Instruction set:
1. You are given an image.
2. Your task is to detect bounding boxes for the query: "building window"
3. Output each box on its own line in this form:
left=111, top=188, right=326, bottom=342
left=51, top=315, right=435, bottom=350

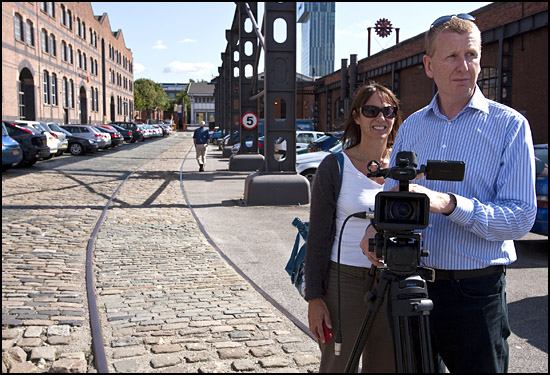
left=83, top=53, right=87, bottom=71
left=61, top=41, right=67, bottom=61
left=51, top=73, right=58, bottom=106
left=18, top=80, right=25, bottom=119
left=41, top=29, right=49, bottom=53
left=43, top=70, right=50, bottom=104
left=67, top=10, right=72, bottom=30
left=25, top=20, right=35, bottom=46
left=77, top=18, right=81, bottom=38
left=91, top=87, right=95, bottom=111
left=69, top=79, right=74, bottom=108
left=62, top=77, right=67, bottom=107
left=477, top=67, right=498, bottom=101
left=49, top=33, right=56, bottom=56
left=68, top=44, right=73, bottom=64
left=14, top=13, right=24, bottom=42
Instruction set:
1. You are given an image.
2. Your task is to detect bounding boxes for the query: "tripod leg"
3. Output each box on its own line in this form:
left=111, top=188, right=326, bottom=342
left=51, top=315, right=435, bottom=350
left=344, top=275, right=390, bottom=373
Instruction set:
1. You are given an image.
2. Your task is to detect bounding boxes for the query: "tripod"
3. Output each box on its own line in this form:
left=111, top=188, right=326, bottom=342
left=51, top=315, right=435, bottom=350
left=344, top=267, right=435, bottom=373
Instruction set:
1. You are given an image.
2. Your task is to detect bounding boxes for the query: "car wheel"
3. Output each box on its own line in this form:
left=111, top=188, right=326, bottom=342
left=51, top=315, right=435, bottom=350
left=301, top=168, right=317, bottom=184
left=55, top=150, right=64, bottom=157
left=70, top=143, right=84, bottom=156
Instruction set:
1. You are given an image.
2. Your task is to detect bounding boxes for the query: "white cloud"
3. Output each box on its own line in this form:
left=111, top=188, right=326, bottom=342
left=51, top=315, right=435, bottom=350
left=179, top=38, right=196, bottom=44
left=152, top=40, right=167, bottom=50
left=163, top=61, right=216, bottom=79
left=133, top=62, right=145, bottom=74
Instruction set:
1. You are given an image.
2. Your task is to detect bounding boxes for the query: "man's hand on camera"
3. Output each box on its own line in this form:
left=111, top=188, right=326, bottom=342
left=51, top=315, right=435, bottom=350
left=360, top=224, right=384, bottom=267
left=404, top=184, right=457, bottom=215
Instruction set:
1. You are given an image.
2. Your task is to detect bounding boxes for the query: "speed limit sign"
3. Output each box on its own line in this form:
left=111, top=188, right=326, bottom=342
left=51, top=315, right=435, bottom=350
left=241, top=112, right=258, bottom=130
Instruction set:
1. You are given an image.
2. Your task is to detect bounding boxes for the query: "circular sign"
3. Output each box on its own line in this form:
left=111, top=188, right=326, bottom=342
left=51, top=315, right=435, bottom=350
left=241, top=112, right=258, bottom=130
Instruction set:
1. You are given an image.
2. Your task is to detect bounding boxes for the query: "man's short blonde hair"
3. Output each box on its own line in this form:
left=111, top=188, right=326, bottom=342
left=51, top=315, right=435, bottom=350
left=425, top=17, right=481, bottom=57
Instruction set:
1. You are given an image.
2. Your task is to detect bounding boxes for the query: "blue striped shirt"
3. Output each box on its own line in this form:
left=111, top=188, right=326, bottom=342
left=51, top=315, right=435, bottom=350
left=385, top=86, right=537, bottom=270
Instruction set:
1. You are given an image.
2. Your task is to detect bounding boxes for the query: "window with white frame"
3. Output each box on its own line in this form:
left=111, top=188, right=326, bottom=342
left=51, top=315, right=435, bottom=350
left=43, top=70, right=50, bottom=104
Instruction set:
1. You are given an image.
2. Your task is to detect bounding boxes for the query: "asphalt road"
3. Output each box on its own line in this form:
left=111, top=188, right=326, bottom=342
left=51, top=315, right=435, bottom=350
left=182, top=134, right=548, bottom=373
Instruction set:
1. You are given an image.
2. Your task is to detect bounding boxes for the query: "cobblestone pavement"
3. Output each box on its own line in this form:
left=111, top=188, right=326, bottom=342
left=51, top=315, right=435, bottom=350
left=2, top=133, right=320, bottom=373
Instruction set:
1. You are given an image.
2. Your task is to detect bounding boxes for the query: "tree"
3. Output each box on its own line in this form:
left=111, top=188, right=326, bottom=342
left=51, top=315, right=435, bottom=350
left=134, top=78, right=168, bottom=118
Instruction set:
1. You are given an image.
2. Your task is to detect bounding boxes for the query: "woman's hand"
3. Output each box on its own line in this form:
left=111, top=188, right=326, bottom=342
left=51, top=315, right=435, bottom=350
left=360, top=224, right=384, bottom=266
left=308, top=298, right=331, bottom=344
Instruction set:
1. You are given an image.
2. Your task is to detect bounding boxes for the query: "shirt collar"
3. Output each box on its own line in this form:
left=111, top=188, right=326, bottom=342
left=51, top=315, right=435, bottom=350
left=427, top=85, right=490, bottom=120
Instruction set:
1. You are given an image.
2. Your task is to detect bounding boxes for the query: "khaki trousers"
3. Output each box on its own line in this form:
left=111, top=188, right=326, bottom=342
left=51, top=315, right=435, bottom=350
left=318, top=262, right=396, bottom=373
left=195, top=143, right=207, bottom=166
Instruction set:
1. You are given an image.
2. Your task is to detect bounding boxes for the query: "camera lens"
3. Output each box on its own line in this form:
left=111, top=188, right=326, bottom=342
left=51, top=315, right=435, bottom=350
left=390, top=200, right=415, bottom=220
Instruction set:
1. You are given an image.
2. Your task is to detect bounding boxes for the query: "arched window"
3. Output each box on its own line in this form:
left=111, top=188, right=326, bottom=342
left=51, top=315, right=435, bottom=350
left=25, top=20, right=34, bottom=46
left=41, top=29, right=49, bottom=53
left=49, top=33, right=56, bottom=56
left=14, top=13, right=24, bottom=42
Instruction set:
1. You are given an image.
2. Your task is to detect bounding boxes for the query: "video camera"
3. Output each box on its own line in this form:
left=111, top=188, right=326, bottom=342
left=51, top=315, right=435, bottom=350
left=366, top=151, right=465, bottom=275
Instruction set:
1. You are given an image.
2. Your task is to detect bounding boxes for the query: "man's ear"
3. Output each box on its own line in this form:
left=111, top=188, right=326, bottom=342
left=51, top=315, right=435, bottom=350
left=423, top=55, right=434, bottom=79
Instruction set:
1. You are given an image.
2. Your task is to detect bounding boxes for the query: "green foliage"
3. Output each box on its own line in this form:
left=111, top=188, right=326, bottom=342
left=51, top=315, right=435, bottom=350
left=134, top=78, right=168, bottom=111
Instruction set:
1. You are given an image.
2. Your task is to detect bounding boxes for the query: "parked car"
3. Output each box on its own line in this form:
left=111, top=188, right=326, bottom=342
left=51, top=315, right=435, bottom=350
left=531, top=144, right=548, bottom=236
left=60, top=124, right=111, bottom=149
left=296, top=142, right=343, bottom=183
left=109, top=124, right=134, bottom=143
left=66, top=133, right=99, bottom=156
left=271, top=131, right=326, bottom=159
left=139, top=124, right=153, bottom=139
left=210, top=129, right=225, bottom=145
left=93, top=126, right=124, bottom=147
left=110, top=121, right=144, bottom=143
left=43, top=122, right=69, bottom=156
left=14, top=120, right=58, bottom=159
left=159, top=124, right=172, bottom=136
left=2, top=122, right=23, bottom=171
left=3, top=121, right=50, bottom=167
left=307, top=131, right=344, bottom=153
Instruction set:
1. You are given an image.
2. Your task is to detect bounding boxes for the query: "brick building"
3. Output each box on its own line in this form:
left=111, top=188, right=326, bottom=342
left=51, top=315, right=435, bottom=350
left=2, top=2, right=134, bottom=125
left=309, top=2, right=548, bottom=144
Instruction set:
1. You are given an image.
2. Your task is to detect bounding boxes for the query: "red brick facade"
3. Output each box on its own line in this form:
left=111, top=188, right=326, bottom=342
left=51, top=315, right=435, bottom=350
left=2, top=2, right=134, bottom=125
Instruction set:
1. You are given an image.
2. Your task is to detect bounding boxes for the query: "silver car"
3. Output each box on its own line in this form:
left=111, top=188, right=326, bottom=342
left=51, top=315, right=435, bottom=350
left=60, top=124, right=111, bottom=149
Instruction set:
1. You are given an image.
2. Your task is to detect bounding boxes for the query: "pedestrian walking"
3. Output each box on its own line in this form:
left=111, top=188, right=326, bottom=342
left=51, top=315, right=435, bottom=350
left=193, top=121, right=209, bottom=172
left=360, top=13, right=537, bottom=373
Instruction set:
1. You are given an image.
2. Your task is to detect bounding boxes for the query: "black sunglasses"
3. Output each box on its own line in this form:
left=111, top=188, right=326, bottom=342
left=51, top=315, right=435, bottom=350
left=430, top=13, right=476, bottom=28
left=359, top=105, right=398, bottom=119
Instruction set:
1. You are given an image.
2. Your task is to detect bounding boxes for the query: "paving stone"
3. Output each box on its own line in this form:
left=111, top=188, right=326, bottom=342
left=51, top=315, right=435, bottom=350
left=217, top=348, right=248, bottom=360
left=150, top=355, right=181, bottom=369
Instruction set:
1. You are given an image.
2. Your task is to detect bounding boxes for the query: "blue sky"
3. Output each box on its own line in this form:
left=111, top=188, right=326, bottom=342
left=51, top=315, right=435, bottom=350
left=91, top=2, right=491, bottom=83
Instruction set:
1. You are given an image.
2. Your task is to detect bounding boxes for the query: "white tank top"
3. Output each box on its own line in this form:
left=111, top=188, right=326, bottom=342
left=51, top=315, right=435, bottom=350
left=330, top=153, right=383, bottom=267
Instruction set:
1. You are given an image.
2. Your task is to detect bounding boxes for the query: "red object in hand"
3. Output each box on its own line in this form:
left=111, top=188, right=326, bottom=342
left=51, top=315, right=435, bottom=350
left=323, top=322, right=332, bottom=342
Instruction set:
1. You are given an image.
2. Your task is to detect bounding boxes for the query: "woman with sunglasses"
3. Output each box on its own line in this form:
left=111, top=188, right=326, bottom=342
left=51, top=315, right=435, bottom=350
left=305, top=82, right=402, bottom=372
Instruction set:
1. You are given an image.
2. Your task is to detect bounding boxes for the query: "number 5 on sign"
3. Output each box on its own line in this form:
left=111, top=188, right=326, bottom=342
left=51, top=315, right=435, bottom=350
left=241, top=112, right=258, bottom=130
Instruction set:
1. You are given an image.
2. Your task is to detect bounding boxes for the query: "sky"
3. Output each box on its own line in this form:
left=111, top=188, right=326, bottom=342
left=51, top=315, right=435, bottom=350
left=90, top=2, right=491, bottom=84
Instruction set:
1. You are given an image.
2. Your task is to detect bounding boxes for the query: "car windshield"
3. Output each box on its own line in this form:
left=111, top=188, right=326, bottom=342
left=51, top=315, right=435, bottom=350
left=47, top=123, right=64, bottom=132
left=2, top=123, right=8, bottom=136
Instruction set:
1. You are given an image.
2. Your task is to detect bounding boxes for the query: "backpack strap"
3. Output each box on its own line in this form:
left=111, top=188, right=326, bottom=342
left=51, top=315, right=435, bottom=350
left=335, top=152, right=345, bottom=200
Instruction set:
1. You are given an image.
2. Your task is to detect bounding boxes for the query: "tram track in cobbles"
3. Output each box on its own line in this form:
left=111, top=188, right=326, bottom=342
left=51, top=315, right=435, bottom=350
left=2, top=132, right=320, bottom=373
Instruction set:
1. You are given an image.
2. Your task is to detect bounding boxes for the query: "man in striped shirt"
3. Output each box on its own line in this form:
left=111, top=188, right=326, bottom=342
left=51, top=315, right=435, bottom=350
left=361, top=14, right=536, bottom=373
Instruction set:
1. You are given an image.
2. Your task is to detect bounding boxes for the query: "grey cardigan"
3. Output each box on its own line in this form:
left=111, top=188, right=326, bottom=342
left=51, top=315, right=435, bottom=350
left=304, top=153, right=342, bottom=301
